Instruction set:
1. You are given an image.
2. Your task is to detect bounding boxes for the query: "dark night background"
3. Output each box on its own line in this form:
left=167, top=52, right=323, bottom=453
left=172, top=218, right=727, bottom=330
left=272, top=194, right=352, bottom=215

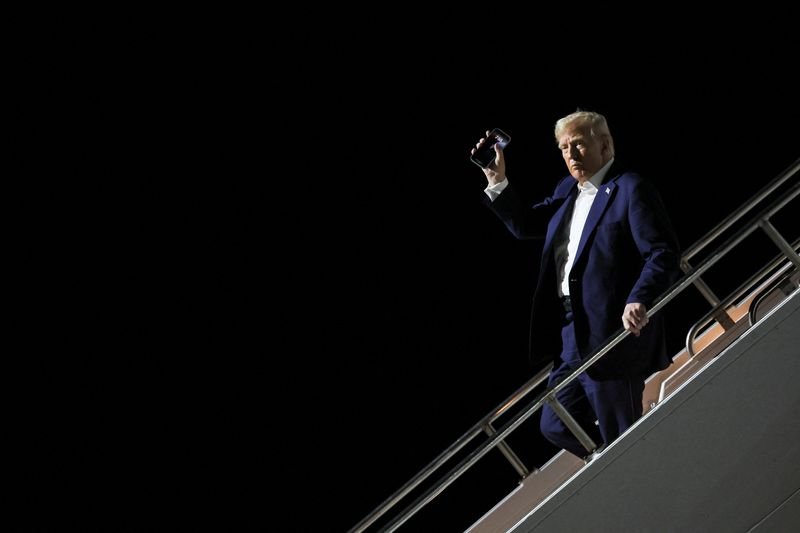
left=13, top=12, right=799, bottom=533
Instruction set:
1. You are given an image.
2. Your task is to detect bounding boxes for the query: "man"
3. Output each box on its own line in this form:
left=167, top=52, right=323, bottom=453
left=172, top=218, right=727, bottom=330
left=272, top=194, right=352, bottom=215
left=471, top=110, right=681, bottom=459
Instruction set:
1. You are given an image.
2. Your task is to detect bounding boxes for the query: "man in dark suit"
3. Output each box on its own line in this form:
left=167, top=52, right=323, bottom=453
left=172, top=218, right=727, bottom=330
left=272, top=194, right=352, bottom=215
left=471, top=111, right=681, bottom=459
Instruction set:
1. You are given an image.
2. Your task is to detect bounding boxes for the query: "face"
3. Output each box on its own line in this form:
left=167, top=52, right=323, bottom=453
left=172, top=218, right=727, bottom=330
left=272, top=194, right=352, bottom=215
left=557, top=123, right=610, bottom=183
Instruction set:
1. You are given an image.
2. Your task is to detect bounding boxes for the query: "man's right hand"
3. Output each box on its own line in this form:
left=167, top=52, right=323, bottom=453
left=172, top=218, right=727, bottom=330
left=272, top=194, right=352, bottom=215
left=472, top=131, right=507, bottom=185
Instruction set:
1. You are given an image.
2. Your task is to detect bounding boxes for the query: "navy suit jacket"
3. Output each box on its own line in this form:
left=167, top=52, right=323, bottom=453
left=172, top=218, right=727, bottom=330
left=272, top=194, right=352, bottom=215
left=486, top=161, right=681, bottom=379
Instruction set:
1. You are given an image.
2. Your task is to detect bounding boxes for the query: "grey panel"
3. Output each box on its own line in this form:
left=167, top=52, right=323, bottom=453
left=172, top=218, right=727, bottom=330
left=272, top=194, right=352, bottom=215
left=508, top=291, right=800, bottom=533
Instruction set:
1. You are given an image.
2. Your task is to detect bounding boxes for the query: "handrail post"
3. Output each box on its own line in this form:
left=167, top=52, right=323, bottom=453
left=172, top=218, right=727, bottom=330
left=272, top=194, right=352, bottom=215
left=544, top=396, right=597, bottom=455
left=482, top=423, right=531, bottom=479
left=680, top=258, right=736, bottom=330
left=759, top=219, right=800, bottom=270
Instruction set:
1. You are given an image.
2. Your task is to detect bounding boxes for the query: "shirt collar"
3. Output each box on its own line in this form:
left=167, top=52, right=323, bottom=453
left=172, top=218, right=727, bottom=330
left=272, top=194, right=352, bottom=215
left=578, top=157, right=614, bottom=192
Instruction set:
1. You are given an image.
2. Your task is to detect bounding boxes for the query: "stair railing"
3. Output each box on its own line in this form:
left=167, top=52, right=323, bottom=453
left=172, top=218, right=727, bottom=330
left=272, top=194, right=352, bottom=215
left=349, top=157, right=800, bottom=533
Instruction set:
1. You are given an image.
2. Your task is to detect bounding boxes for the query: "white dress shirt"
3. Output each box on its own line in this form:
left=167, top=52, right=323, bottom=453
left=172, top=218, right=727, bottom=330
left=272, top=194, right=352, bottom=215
left=558, top=158, right=614, bottom=296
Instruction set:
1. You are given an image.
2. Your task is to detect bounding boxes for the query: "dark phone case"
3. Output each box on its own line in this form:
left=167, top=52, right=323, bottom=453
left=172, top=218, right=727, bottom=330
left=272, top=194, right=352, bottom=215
left=470, top=128, right=511, bottom=168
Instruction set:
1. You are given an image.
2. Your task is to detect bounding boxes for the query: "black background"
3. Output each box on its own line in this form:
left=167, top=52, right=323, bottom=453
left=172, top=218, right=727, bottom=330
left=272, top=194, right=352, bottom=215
left=14, top=12, right=799, bottom=533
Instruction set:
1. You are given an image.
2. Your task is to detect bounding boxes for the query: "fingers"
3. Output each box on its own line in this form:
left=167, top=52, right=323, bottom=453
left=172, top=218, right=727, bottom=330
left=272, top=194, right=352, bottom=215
left=622, top=303, right=649, bottom=337
left=473, top=131, right=496, bottom=152
left=474, top=134, right=488, bottom=152
left=623, top=318, right=642, bottom=337
left=470, top=132, right=506, bottom=177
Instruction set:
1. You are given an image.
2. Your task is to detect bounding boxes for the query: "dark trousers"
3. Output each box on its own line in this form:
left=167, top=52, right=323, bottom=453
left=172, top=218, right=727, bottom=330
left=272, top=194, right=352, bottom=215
left=539, top=306, right=645, bottom=458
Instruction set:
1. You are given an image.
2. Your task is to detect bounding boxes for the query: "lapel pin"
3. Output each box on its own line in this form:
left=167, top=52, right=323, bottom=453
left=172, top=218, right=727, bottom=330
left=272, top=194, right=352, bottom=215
left=605, top=187, right=611, bottom=195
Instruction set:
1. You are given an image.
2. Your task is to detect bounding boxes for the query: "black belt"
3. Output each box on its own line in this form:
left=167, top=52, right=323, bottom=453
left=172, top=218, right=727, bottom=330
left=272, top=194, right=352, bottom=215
left=561, top=296, right=572, bottom=313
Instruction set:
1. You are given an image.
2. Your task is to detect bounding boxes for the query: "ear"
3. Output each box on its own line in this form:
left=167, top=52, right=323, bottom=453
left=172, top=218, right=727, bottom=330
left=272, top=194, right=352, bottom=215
left=601, top=137, right=613, bottom=157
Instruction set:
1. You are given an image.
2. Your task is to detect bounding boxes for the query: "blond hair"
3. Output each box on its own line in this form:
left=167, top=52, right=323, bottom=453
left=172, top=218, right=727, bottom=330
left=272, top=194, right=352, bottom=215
left=554, top=110, right=615, bottom=156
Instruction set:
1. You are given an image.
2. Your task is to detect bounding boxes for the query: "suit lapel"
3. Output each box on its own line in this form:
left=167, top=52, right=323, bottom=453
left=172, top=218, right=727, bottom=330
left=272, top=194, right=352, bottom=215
left=543, top=187, right=578, bottom=255
left=574, top=180, right=616, bottom=264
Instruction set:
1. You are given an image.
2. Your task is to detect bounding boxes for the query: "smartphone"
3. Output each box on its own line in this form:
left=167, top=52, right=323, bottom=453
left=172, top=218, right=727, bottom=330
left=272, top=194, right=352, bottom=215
left=470, top=128, right=511, bottom=168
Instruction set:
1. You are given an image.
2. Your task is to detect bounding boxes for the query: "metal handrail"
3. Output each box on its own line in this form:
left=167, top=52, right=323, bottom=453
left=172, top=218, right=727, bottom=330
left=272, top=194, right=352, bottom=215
left=682, top=158, right=800, bottom=262
left=678, top=157, right=800, bottom=314
left=685, top=239, right=800, bottom=356
left=748, top=271, right=800, bottom=326
left=349, top=157, right=800, bottom=533
left=347, top=363, right=553, bottom=533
